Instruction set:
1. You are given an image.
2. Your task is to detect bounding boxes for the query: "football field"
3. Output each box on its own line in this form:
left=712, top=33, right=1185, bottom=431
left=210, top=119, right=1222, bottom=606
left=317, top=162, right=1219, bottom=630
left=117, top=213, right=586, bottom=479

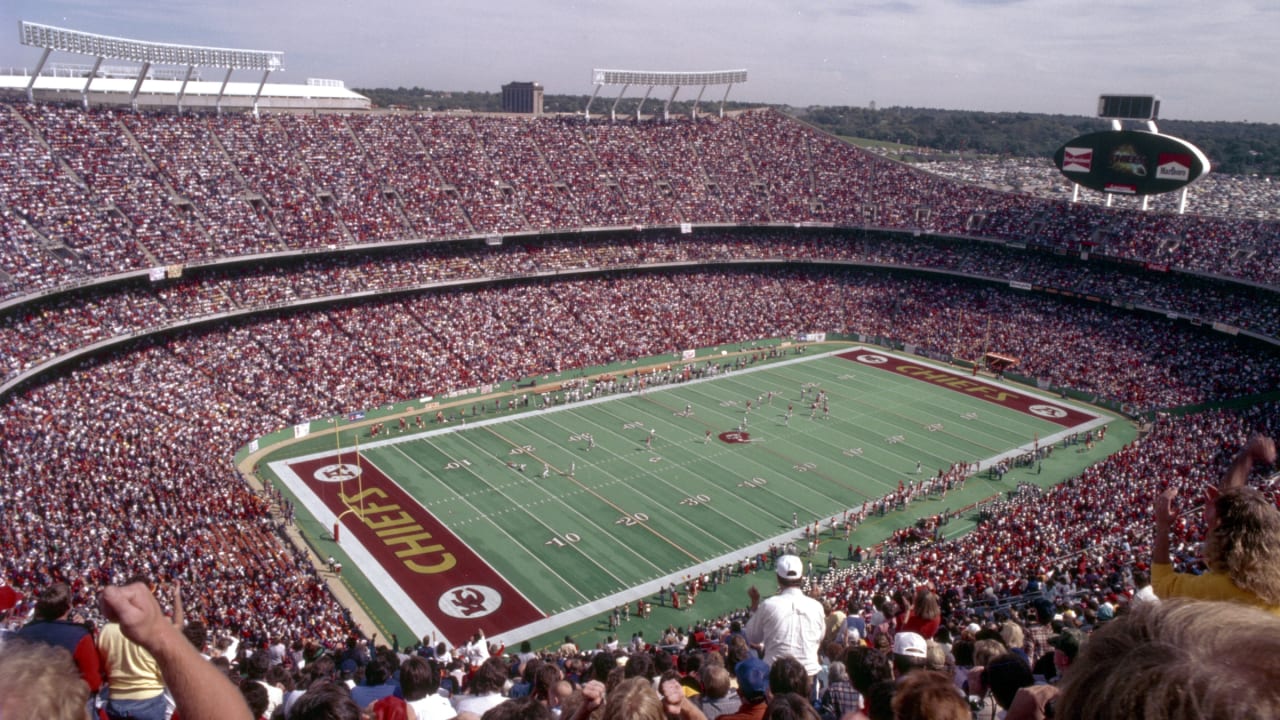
left=267, top=345, right=1110, bottom=646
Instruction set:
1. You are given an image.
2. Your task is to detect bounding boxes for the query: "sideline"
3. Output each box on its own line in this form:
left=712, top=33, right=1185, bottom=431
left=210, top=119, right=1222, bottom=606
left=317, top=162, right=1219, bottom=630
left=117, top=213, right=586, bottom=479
left=237, top=340, right=1125, bottom=644
left=238, top=341, right=820, bottom=641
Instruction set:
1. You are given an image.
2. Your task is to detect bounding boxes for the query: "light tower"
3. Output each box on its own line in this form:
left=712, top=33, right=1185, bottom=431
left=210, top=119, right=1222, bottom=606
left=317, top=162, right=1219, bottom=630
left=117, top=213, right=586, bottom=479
left=585, top=68, right=747, bottom=121
left=18, top=21, right=284, bottom=114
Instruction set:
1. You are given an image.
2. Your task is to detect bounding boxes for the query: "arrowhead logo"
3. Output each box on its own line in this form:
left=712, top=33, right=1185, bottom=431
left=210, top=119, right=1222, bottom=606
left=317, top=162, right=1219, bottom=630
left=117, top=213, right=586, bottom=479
left=439, top=585, right=502, bottom=619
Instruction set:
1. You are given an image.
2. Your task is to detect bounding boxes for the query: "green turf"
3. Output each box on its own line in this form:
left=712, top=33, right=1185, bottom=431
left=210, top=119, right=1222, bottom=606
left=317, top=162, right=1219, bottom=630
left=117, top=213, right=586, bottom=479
left=258, top=344, right=1123, bottom=648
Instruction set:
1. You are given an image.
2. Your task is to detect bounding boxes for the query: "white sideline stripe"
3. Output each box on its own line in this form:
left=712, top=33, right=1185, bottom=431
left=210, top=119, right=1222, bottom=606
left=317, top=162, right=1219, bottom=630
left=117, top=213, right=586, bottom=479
left=271, top=346, right=1109, bottom=642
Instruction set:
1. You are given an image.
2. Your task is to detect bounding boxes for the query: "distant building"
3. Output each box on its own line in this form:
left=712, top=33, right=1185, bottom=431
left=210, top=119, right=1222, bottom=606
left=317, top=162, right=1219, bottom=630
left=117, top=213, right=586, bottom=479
left=502, top=81, right=543, bottom=115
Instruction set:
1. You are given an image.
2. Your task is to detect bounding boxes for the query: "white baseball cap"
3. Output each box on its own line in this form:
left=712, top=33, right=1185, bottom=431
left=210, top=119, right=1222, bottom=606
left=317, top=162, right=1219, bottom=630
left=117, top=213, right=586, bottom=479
left=776, top=554, right=804, bottom=580
left=893, top=632, right=928, bottom=658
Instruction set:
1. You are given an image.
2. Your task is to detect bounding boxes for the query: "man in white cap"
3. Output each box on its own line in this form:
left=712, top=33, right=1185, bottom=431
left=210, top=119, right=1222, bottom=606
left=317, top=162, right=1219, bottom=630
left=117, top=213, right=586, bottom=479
left=743, top=554, right=825, bottom=676
left=891, top=631, right=928, bottom=678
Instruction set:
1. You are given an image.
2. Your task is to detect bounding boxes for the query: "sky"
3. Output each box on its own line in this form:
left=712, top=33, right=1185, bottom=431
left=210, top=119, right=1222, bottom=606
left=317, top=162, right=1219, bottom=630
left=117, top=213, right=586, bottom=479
left=5, top=0, right=1279, bottom=124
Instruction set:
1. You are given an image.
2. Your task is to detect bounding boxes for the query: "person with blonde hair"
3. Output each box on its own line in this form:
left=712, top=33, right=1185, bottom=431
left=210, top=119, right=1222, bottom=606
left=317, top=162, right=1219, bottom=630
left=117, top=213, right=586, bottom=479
left=892, top=671, right=970, bottom=720
left=603, top=676, right=664, bottom=720
left=0, top=639, right=91, bottom=720
left=1055, top=599, right=1280, bottom=719
left=1152, top=434, right=1280, bottom=614
left=899, top=588, right=941, bottom=640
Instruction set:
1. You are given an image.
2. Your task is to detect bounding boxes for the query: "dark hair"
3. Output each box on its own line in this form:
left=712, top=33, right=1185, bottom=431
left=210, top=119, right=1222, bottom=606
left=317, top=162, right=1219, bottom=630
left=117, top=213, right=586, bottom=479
left=483, top=696, right=554, bottom=720
left=239, top=678, right=269, bottom=718
left=845, top=646, right=892, bottom=696
left=182, top=621, right=208, bottom=652
left=983, top=652, right=1034, bottom=710
left=624, top=651, right=653, bottom=679
left=290, top=681, right=361, bottom=720
left=864, top=679, right=897, bottom=720
left=399, top=657, right=438, bottom=701
left=243, top=650, right=271, bottom=681
left=768, top=656, right=809, bottom=697
left=951, top=639, right=974, bottom=667
left=590, top=651, right=615, bottom=683
left=33, top=583, right=72, bottom=621
left=653, top=649, right=674, bottom=675
left=470, top=657, right=509, bottom=694
left=764, top=692, right=820, bottom=720
left=364, top=659, right=389, bottom=686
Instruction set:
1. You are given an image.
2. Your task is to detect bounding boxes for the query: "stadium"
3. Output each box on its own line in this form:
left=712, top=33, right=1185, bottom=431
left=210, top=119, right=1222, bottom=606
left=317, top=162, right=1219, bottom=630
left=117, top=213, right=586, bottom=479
left=1, top=20, right=1279, bottom=720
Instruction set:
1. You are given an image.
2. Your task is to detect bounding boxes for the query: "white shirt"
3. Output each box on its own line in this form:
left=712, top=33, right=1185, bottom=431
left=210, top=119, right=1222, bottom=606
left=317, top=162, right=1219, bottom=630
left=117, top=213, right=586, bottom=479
left=453, top=692, right=507, bottom=716
left=409, top=693, right=458, bottom=720
left=743, top=585, right=826, bottom=675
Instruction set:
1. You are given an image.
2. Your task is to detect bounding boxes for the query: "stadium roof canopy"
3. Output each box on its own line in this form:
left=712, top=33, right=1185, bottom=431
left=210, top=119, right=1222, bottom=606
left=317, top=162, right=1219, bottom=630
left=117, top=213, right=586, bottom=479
left=9, top=21, right=368, bottom=112
left=587, top=68, right=747, bottom=121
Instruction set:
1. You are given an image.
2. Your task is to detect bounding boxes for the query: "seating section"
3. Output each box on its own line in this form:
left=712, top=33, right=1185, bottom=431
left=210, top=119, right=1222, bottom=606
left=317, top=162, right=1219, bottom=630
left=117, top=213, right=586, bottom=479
left=1, top=102, right=1278, bottom=653
left=2, top=104, right=1278, bottom=303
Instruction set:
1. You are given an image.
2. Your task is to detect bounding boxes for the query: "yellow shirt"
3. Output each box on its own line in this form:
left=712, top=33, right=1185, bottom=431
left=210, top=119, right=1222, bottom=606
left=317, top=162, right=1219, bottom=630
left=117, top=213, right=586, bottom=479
left=97, top=622, right=166, bottom=700
left=1151, top=563, right=1280, bottom=616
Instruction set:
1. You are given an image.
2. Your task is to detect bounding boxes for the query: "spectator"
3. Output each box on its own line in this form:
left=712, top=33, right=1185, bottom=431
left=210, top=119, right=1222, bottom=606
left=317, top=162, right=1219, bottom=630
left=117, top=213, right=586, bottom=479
left=0, top=583, right=23, bottom=645
left=98, top=578, right=185, bottom=720
left=453, top=657, right=509, bottom=716
left=898, top=587, right=941, bottom=640
left=817, top=659, right=859, bottom=720
left=1055, top=599, right=1280, bottom=720
left=720, top=657, right=770, bottom=720
left=290, top=681, right=362, bottom=720
left=13, top=581, right=102, bottom=693
left=698, top=664, right=741, bottom=720
left=351, top=657, right=400, bottom=708
left=1005, top=628, right=1084, bottom=720
left=606, top=676, right=664, bottom=720
left=1152, top=435, right=1280, bottom=615
left=890, top=632, right=928, bottom=679
left=0, top=639, right=92, bottom=720
left=980, top=653, right=1035, bottom=716
left=98, top=580, right=251, bottom=720
left=763, top=692, right=819, bottom=720
left=744, top=555, right=826, bottom=676
left=401, top=656, right=456, bottom=720
left=890, top=670, right=969, bottom=720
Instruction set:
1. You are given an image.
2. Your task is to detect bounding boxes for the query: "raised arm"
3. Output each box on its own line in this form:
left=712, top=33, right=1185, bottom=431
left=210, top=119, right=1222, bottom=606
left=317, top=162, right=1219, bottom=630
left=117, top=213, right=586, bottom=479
left=1152, top=487, right=1176, bottom=567
left=101, top=582, right=251, bottom=720
left=1221, top=434, right=1276, bottom=491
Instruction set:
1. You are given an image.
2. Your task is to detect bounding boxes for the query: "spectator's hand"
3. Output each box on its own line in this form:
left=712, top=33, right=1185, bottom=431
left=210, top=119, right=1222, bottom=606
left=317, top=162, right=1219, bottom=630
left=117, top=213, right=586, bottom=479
left=1245, top=434, right=1277, bottom=465
left=747, top=585, right=760, bottom=609
left=101, top=582, right=173, bottom=654
left=575, top=679, right=605, bottom=719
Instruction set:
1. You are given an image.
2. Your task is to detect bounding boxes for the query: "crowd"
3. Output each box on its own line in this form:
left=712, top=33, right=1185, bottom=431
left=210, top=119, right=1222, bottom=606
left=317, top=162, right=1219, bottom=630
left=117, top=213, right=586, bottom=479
left=2, top=104, right=1280, bottom=304
left=6, top=404, right=1278, bottom=720
left=1, top=267, right=1277, bottom=651
left=918, top=154, right=1280, bottom=222
left=2, top=232, right=1278, bottom=395
left=2, top=100, right=1280, bottom=718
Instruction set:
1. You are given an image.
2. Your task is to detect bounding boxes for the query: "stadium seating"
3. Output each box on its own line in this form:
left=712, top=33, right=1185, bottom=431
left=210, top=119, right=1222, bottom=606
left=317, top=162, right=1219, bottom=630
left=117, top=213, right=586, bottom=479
left=0, top=103, right=1277, bottom=657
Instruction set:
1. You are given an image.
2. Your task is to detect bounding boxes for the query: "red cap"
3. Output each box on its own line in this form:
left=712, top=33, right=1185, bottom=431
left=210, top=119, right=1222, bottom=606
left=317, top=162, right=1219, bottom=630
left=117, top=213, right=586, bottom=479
left=0, top=585, right=21, bottom=612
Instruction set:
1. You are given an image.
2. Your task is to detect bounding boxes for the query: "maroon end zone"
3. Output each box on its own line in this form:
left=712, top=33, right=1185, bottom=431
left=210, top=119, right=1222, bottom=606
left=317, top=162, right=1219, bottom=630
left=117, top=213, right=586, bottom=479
left=837, top=350, right=1095, bottom=427
left=288, top=455, right=543, bottom=643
